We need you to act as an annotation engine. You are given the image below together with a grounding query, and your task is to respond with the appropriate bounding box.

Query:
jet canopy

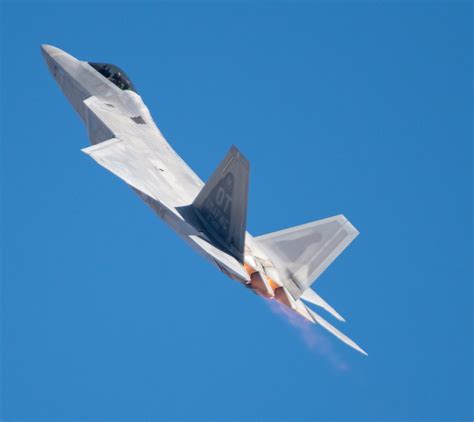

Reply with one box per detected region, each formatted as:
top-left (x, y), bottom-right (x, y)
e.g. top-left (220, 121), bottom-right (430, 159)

top-left (89, 62), bottom-right (136, 92)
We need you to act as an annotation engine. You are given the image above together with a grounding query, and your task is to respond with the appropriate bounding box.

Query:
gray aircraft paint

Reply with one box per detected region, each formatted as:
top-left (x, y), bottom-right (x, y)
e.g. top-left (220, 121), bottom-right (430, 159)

top-left (41, 45), bottom-right (367, 355)
top-left (192, 146), bottom-right (249, 263)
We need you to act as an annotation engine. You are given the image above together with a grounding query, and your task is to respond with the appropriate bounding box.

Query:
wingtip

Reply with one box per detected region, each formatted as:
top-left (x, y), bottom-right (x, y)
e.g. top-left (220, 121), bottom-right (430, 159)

top-left (344, 219), bottom-right (360, 237)
top-left (301, 289), bottom-right (346, 322)
top-left (307, 307), bottom-right (368, 357)
top-left (353, 343), bottom-right (369, 356)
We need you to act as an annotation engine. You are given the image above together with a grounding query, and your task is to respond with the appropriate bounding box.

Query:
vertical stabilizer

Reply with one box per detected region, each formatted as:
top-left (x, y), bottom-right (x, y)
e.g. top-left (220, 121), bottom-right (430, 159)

top-left (192, 146), bottom-right (249, 262)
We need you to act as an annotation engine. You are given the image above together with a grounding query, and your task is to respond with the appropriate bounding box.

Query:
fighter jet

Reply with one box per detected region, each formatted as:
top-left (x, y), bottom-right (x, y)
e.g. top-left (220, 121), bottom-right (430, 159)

top-left (41, 45), bottom-right (367, 356)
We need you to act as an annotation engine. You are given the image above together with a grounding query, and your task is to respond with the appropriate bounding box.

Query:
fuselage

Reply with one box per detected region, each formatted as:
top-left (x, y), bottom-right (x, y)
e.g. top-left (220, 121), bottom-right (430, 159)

top-left (40, 45), bottom-right (370, 356)
top-left (41, 45), bottom-right (294, 301)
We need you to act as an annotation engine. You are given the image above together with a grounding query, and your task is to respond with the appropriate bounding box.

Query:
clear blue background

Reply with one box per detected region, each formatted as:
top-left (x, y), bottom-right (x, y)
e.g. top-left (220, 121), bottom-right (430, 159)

top-left (2, 2), bottom-right (472, 421)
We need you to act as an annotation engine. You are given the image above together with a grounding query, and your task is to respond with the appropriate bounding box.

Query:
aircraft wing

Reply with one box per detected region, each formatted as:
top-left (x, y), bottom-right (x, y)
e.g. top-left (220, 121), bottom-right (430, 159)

top-left (83, 137), bottom-right (158, 199)
top-left (82, 96), bottom-right (203, 208)
top-left (306, 306), bottom-right (368, 356)
top-left (81, 96), bottom-right (251, 281)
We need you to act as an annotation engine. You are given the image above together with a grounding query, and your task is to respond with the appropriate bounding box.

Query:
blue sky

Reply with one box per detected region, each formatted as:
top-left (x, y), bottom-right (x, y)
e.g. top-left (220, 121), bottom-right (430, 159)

top-left (2, 2), bottom-right (472, 421)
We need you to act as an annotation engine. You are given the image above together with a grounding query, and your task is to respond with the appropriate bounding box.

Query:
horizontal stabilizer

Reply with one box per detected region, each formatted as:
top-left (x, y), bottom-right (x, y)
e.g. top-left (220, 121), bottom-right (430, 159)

top-left (301, 288), bottom-right (345, 322)
top-left (306, 306), bottom-right (367, 356)
top-left (256, 215), bottom-right (359, 298)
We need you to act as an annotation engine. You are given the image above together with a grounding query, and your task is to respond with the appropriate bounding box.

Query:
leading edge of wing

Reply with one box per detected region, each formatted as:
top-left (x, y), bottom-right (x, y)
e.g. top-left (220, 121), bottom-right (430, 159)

top-left (82, 137), bottom-right (158, 201)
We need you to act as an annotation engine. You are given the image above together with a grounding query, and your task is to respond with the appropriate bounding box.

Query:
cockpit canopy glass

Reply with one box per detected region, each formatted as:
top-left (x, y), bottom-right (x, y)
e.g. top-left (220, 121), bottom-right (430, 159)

top-left (89, 62), bottom-right (136, 92)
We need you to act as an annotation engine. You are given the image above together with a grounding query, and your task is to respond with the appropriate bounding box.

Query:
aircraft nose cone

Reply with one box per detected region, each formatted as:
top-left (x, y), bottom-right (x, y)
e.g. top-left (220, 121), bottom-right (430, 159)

top-left (41, 44), bottom-right (65, 58)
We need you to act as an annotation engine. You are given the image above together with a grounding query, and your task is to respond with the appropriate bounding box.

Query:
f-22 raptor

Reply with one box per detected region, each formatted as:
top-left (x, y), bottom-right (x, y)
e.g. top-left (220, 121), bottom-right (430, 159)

top-left (41, 45), bottom-right (367, 355)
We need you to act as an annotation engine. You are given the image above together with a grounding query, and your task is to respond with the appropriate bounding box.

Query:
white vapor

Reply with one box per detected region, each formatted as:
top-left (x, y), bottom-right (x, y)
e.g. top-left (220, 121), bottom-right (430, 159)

top-left (267, 300), bottom-right (349, 372)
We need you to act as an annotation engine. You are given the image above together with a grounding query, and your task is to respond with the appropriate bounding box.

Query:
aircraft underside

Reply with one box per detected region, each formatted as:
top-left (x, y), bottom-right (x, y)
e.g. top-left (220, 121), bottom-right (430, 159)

top-left (41, 44), bottom-right (367, 356)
